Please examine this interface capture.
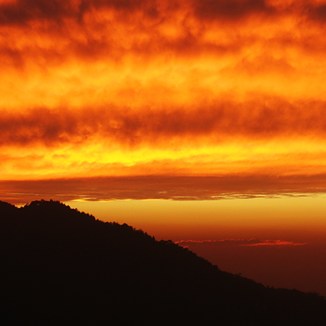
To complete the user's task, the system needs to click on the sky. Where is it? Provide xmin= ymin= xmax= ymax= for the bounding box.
xmin=1 ymin=0 xmax=326 ymax=179
xmin=1 ymin=0 xmax=326 ymax=295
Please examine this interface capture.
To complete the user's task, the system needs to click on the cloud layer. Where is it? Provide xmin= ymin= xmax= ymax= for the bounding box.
xmin=2 ymin=174 xmax=326 ymax=204
xmin=175 ymin=239 xmax=306 ymax=248
xmin=1 ymin=1 xmax=326 ymax=179
xmin=1 ymin=1 xmax=326 ymax=25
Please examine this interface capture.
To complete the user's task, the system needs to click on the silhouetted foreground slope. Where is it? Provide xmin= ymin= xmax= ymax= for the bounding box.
xmin=0 ymin=201 xmax=325 ymax=325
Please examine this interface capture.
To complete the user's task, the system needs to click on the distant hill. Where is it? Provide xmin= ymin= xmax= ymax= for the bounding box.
xmin=0 ymin=200 xmax=325 ymax=325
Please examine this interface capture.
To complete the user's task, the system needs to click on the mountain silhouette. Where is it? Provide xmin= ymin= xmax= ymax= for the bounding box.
xmin=0 ymin=200 xmax=325 ymax=325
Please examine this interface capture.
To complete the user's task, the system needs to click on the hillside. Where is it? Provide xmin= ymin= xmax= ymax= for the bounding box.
xmin=0 ymin=200 xmax=325 ymax=325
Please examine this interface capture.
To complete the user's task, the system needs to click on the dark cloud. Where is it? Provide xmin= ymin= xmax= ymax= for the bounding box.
xmin=0 ymin=0 xmax=156 ymax=25
xmin=0 ymin=0 xmax=325 ymax=27
xmin=0 ymin=0 xmax=74 ymax=24
xmin=306 ymin=3 xmax=326 ymax=22
xmin=1 ymin=174 xmax=326 ymax=204
xmin=192 ymin=0 xmax=273 ymax=20
xmin=0 ymin=0 xmax=269 ymax=25
xmin=0 ymin=0 xmax=325 ymax=68
xmin=175 ymin=239 xmax=306 ymax=248
xmin=0 ymin=99 xmax=326 ymax=146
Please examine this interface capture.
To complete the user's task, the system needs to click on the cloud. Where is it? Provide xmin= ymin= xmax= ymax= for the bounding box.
xmin=192 ymin=0 xmax=273 ymax=20
xmin=241 ymin=240 xmax=306 ymax=247
xmin=0 ymin=1 xmax=326 ymax=180
xmin=0 ymin=0 xmax=75 ymax=24
xmin=1 ymin=1 xmax=326 ymax=75
xmin=1 ymin=99 xmax=326 ymax=147
xmin=0 ymin=1 xmax=325 ymax=28
xmin=0 ymin=0 xmax=166 ymax=25
xmin=307 ymin=3 xmax=326 ymax=21
xmin=175 ymin=239 xmax=307 ymax=248
xmin=1 ymin=174 xmax=326 ymax=204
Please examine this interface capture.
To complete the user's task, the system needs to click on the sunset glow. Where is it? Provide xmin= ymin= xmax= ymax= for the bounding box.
xmin=1 ymin=0 xmax=326 ymax=180
xmin=1 ymin=0 xmax=326 ymax=297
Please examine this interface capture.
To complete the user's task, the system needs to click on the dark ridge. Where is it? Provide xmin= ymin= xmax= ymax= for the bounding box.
xmin=0 ymin=200 xmax=325 ymax=325
xmin=0 ymin=200 xmax=18 ymax=214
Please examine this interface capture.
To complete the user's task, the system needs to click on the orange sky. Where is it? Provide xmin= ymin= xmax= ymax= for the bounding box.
xmin=1 ymin=0 xmax=326 ymax=180
xmin=1 ymin=1 xmax=326 ymax=296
